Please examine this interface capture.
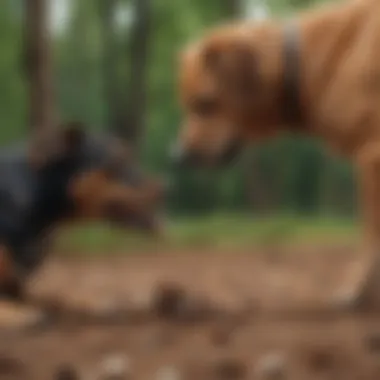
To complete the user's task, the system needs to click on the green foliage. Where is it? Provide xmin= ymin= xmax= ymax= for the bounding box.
xmin=0 ymin=2 xmax=26 ymax=141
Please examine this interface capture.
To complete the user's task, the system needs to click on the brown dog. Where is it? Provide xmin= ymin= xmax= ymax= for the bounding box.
xmin=174 ymin=0 xmax=380 ymax=309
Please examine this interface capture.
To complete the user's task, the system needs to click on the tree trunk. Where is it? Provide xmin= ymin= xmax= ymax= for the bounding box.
xmin=98 ymin=0 xmax=123 ymax=134
xmin=24 ymin=0 xmax=55 ymax=133
xmin=124 ymin=0 xmax=152 ymax=150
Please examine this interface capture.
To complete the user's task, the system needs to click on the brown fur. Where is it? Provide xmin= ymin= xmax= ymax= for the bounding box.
xmin=177 ymin=0 xmax=380 ymax=307
xmin=35 ymin=123 xmax=164 ymax=229
xmin=69 ymin=169 xmax=163 ymax=223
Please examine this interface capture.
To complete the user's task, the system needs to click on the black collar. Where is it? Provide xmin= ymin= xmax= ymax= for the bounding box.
xmin=282 ymin=22 xmax=303 ymax=129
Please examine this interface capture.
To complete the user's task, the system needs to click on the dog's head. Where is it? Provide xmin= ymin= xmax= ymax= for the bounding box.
xmin=30 ymin=122 xmax=165 ymax=234
xmin=174 ymin=25 xmax=281 ymax=167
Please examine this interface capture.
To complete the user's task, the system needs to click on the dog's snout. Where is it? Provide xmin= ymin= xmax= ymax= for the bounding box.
xmin=169 ymin=140 xmax=201 ymax=168
xmin=219 ymin=139 xmax=242 ymax=166
xmin=169 ymin=140 xmax=184 ymax=165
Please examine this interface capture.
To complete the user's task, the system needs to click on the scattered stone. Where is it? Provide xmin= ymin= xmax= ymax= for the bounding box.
xmin=155 ymin=366 xmax=181 ymax=380
xmin=212 ymin=357 xmax=247 ymax=380
xmin=152 ymin=282 xmax=188 ymax=320
xmin=54 ymin=364 xmax=80 ymax=380
xmin=364 ymin=332 xmax=380 ymax=353
xmin=301 ymin=345 xmax=338 ymax=373
xmin=307 ymin=350 xmax=334 ymax=372
xmin=100 ymin=354 xmax=131 ymax=380
xmin=255 ymin=353 xmax=286 ymax=380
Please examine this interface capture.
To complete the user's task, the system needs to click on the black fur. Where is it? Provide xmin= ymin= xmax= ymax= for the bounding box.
xmin=0 ymin=133 xmax=142 ymax=280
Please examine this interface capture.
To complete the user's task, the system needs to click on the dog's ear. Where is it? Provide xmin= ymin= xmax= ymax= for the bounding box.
xmin=29 ymin=121 xmax=86 ymax=169
xmin=203 ymin=38 xmax=259 ymax=100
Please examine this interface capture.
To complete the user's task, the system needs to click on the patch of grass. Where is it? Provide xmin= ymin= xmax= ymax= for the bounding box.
xmin=55 ymin=214 xmax=359 ymax=255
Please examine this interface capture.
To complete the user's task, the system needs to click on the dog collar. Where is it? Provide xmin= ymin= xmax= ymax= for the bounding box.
xmin=282 ymin=22 xmax=303 ymax=129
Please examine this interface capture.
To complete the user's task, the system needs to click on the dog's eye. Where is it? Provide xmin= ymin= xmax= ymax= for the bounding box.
xmin=191 ymin=96 xmax=219 ymax=117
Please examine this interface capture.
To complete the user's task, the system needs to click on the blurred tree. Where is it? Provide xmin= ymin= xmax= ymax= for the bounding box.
xmin=0 ymin=2 xmax=26 ymax=141
xmin=123 ymin=0 xmax=152 ymax=150
xmin=24 ymin=0 xmax=56 ymax=132
xmin=98 ymin=0 xmax=123 ymax=134
xmin=58 ymin=0 xmax=103 ymax=127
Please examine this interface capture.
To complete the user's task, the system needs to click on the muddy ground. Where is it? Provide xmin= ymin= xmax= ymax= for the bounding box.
xmin=1 ymin=245 xmax=380 ymax=379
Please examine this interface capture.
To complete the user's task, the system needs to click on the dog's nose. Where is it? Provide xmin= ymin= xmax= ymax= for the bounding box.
xmin=169 ymin=140 xmax=199 ymax=168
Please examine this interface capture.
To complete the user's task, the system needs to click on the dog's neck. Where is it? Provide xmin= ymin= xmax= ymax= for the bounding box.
xmin=285 ymin=0 xmax=370 ymax=133
xmin=281 ymin=22 xmax=303 ymax=130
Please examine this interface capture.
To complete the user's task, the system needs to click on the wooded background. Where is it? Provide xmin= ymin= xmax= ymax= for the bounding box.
xmin=1 ymin=0 xmax=356 ymax=218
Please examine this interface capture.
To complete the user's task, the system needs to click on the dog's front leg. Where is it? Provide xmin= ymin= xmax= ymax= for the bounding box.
xmin=0 ymin=245 xmax=25 ymax=301
xmin=350 ymin=145 xmax=380 ymax=310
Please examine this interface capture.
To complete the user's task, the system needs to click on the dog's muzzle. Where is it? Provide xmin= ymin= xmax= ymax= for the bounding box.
xmin=170 ymin=139 xmax=242 ymax=169
xmin=170 ymin=141 xmax=202 ymax=168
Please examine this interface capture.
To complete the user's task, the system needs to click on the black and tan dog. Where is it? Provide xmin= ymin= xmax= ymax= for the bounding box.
xmin=174 ymin=0 xmax=380 ymax=308
xmin=0 ymin=122 xmax=164 ymax=300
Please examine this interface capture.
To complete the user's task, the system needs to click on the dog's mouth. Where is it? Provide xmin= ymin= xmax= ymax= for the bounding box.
xmin=171 ymin=138 xmax=243 ymax=169
xmin=217 ymin=138 xmax=243 ymax=167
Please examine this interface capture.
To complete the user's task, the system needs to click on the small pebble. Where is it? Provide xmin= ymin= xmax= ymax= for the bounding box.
xmin=100 ymin=354 xmax=131 ymax=380
xmin=305 ymin=347 xmax=335 ymax=373
xmin=255 ymin=353 xmax=286 ymax=380
xmin=155 ymin=366 xmax=181 ymax=380
xmin=213 ymin=358 xmax=247 ymax=380
xmin=364 ymin=332 xmax=380 ymax=353
xmin=54 ymin=364 xmax=80 ymax=380
xmin=152 ymin=282 xmax=187 ymax=320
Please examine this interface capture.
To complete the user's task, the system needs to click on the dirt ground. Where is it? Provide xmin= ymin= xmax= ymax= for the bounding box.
xmin=2 ymin=244 xmax=380 ymax=380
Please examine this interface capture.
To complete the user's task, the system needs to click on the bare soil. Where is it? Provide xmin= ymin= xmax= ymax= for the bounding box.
xmin=1 ymin=244 xmax=380 ymax=380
